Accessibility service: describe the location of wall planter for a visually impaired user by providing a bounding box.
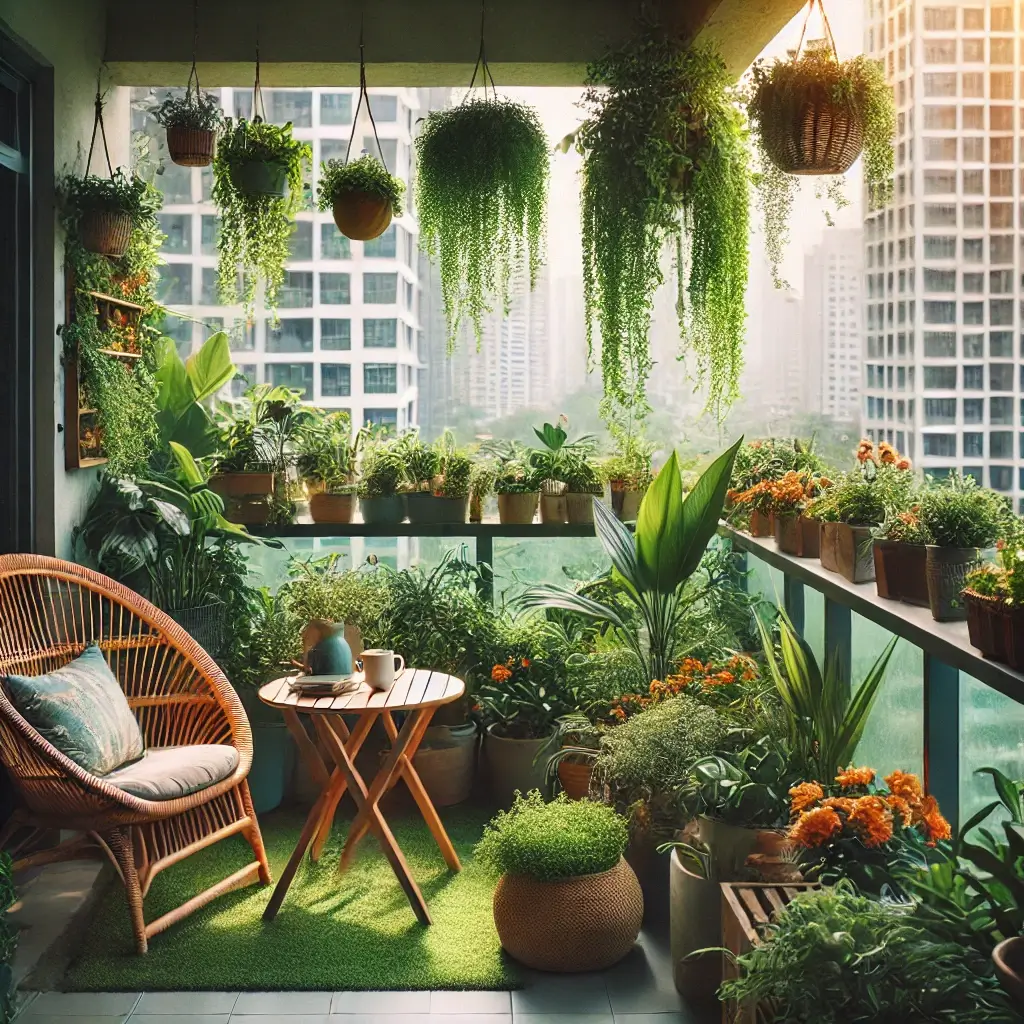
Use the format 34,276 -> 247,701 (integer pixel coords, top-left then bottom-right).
483,723 -> 554,808
820,522 -> 875,583
405,493 -> 467,525
557,756 -> 594,800
166,126 -> 217,167
230,159 -> 290,198
670,850 -> 722,1004
359,495 -> 406,525
308,492 -> 355,524
497,492 -> 539,525
80,211 -> 133,257
493,856 -> 642,971
873,540 -> 928,606
747,510 -> 773,538
610,485 -> 643,522
774,513 -> 820,558
926,545 -> 981,622
412,722 -> 478,808
566,492 -> 597,525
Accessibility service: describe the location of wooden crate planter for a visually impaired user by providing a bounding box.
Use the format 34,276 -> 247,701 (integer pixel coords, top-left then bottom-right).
721,882 -> 818,1024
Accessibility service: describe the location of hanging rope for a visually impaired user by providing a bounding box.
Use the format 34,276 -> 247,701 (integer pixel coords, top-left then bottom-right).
344,16 -> 389,172
795,0 -> 839,61
86,69 -> 114,178
186,0 -> 201,104
465,0 -> 498,101
250,28 -> 267,122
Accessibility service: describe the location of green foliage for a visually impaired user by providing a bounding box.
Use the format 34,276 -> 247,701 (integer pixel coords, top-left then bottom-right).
729,437 -> 828,493
577,32 -> 749,419
358,437 -> 405,498
237,588 -> 303,688
434,432 -> 473,499
152,91 -> 224,132
212,118 -> 310,316
214,383 -> 311,473
397,433 -> 441,491
0,851 -> 14,1023
281,555 -> 391,637
316,154 -> 404,216
475,791 -> 627,881
492,459 -> 540,495
416,99 -> 547,351
918,472 -> 1009,548
58,168 -> 163,220
807,461 -> 913,527
295,410 -> 358,493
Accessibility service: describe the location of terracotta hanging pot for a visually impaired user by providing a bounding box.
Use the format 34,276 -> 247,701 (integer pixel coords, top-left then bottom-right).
332,192 -> 392,241
79,210 -> 133,257
166,125 -> 217,167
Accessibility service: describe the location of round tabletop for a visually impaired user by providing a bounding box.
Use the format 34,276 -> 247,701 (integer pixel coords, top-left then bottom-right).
258,668 -> 465,715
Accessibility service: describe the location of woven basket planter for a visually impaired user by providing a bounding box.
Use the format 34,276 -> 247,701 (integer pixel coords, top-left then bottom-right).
333,192 -> 392,241
966,590 -> 1008,663
166,125 -> 217,167
566,492 -> 598,524
497,492 -> 539,525
873,540 -> 929,606
493,856 -> 643,971
760,82 -> 864,176
774,513 -> 820,558
79,210 -> 133,256
539,482 -> 567,524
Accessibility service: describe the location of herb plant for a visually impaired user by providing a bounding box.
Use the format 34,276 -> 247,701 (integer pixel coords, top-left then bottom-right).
295,410 -> 357,493
493,459 -> 540,495
316,155 -> 404,216
59,168 -> 163,221
416,99 -> 548,351
282,555 -> 391,638
918,472 -> 1008,549
152,91 -> 224,132
434,432 -> 473,499
357,438 -> 405,498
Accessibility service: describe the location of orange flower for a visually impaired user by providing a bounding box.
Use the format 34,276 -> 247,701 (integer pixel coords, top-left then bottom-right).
916,795 -> 951,845
885,770 -> 923,805
896,458 -> 912,471
789,806 -> 842,848
878,442 -> 897,465
836,766 -> 876,789
521,658 -> 531,668
848,795 -> 894,848
856,439 -> 874,464
885,794 -> 914,827
822,796 -> 857,816
611,706 -> 626,721
490,664 -> 512,683
789,781 -> 825,815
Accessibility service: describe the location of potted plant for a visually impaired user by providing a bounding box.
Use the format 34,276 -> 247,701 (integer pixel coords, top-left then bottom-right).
295,410 -> 359,524
918,472 -> 1006,622
416,97 -> 548,350
397,433 -> 441,524
772,471 -> 832,557
152,88 -> 223,167
357,437 -> 406,525
431,432 -> 473,524
469,460 -> 496,523
730,479 -> 777,538
562,452 -> 604,525
602,435 -> 655,522
317,154 -> 404,242
964,517 -> 1024,667
59,168 -> 161,257
493,459 -> 540,525
212,117 -> 309,317
546,713 -> 602,800
873,502 -> 931,607
748,46 -> 894,286
476,791 -> 642,972
530,419 -> 598,524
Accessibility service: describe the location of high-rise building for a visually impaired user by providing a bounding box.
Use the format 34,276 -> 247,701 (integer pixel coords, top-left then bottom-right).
803,228 -> 864,421
863,0 -> 1021,501
135,86 -> 435,433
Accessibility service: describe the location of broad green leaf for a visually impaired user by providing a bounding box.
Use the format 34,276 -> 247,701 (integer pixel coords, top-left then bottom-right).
185,331 -> 235,403
636,451 -> 684,593
169,402 -> 220,457
153,335 -> 192,428
168,442 -> 207,486
149,499 -> 191,536
593,496 -> 642,594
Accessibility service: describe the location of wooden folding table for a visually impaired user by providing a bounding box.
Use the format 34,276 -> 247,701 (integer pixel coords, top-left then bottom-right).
258,668 -> 465,926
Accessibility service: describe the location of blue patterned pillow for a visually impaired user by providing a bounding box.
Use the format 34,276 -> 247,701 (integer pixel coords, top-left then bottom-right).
4,644 -> 144,776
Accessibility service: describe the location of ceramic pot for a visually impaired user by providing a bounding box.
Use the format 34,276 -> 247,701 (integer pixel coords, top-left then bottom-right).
241,690 -> 296,814
695,816 -> 787,881
748,510 -> 773,538
412,722 -> 478,807
557,757 -> 594,800
821,522 -> 876,583
926,545 -> 981,622
610,486 -> 643,522
994,936 -> 1024,1007
405,493 -> 467,525
483,724 -> 554,808
166,125 -> 216,166
497,492 -> 539,525
493,857 -> 642,972
873,540 -> 929,606
774,513 -> 820,558
332,192 -> 392,241
359,495 -> 406,525
308,492 -> 355,524
304,621 -> 354,676
566,493 -> 597,524
230,159 -> 289,197
670,851 -> 722,1003
79,210 -> 132,256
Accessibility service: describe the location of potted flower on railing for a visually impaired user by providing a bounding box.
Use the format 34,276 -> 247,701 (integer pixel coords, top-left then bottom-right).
728,479 -> 775,538
294,410 -> 358,524
562,452 -> 604,525
872,501 -> 930,607
431,432 -> 473,525
964,519 -> 1024,667
531,418 -> 596,524
772,471 -> 832,557
602,432 -> 655,522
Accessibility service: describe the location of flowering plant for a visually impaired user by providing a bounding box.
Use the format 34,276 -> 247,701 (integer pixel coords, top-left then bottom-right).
874,505 -> 931,545
788,766 -> 951,894
965,516 -> 1024,605
805,440 -> 913,526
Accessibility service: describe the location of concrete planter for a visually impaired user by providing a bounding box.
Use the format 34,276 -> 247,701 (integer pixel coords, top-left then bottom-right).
670,850 -> 722,1003
483,724 -> 554,807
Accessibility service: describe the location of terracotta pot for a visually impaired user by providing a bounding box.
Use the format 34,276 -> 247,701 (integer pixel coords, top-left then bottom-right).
966,590 -> 1008,663
493,856 -> 642,972
670,851 -> 721,1003
308,492 -> 354,524
926,545 -> 981,622
412,722 -> 478,808
230,159 -> 290,197
483,724 -> 554,808
995,936 -> 1024,1007
166,125 -> 216,167
359,494 -> 406,525
566,492 -> 597,524
774,513 -> 820,558
748,510 -> 773,538
695,816 -> 787,881
610,486 -> 643,522
821,522 -> 876,583
79,210 -> 132,256
539,491 -> 567,524
497,492 -> 539,525
210,471 -> 275,498
332,192 -> 392,241
557,757 -> 594,800
873,540 -> 929,606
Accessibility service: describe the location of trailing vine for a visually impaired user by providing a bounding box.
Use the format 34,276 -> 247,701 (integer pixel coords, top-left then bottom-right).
416,98 -> 548,351
577,31 -> 750,420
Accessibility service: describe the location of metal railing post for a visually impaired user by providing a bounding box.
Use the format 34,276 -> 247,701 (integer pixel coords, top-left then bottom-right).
784,576 -> 805,635
825,597 -> 853,701
924,654 -> 961,834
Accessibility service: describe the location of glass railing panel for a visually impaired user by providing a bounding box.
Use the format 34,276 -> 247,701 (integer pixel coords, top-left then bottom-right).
803,588 -> 825,665
492,536 -> 605,605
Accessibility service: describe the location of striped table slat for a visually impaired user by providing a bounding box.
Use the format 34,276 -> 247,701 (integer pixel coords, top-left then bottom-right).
258,669 -> 465,714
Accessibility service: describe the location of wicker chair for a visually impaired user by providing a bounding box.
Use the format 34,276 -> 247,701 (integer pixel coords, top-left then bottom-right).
0,554 -> 271,953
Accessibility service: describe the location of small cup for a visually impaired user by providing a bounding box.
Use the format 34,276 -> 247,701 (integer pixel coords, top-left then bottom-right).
358,649 -> 405,691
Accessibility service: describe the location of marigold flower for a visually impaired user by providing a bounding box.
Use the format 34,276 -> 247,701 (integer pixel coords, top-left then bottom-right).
856,440 -> 874,464
822,796 -> 857,816
611,706 -> 626,721
885,794 -> 914,827
789,806 -> 842,848
490,664 -> 512,683
847,795 -> 894,848
896,458 -> 911,471
789,781 -> 825,815
917,795 -> 951,845
885,770 -> 923,805
836,766 -> 876,789
878,442 -> 897,465
521,658 -> 531,668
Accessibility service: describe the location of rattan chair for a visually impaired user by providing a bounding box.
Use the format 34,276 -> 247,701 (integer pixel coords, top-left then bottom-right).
0,554 -> 271,953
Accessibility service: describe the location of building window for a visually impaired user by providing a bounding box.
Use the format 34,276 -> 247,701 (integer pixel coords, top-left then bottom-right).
924,7 -> 957,29
963,106 -> 985,130
924,105 -> 956,129
924,204 -> 957,226
964,398 -> 984,423
924,170 -> 956,193
158,214 -> 191,254
963,365 -> 985,389
991,431 -> 1014,458
962,38 -> 985,61
991,364 -> 1014,390
200,215 -> 218,255
319,272 -> 351,305
991,171 -> 1014,197
266,90 -> 312,127
321,223 -> 351,260
991,299 -> 1014,326
963,466 -> 984,485
924,73 -> 957,97
991,268 -> 1014,292
157,163 -> 192,204
924,39 -> 956,63
924,331 -> 956,357
925,366 -> 958,389
156,263 -> 192,305
924,300 -> 956,324
991,236 -> 1014,263
963,272 -> 984,293
320,92 -> 352,125
924,434 -> 957,457
364,363 -> 398,394
962,72 -> 985,98
278,271 -> 313,308
924,236 -> 956,258
963,301 -> 984,325
964,333 -> 984,357
321,318 -> 351,351
373,95 -> 399,122
288,221 -> 313,261
990,138 -> 1014,164
363,318 -> 397,348
924,137 -> 957,161
963,432 -> 984,457
363,138 -> 398,169
991,466 -> 1013,492
199,267 -> 220,306
230,364 -> 257,397
963,204 -> 984,228
924,398 -> 956,424
963,170 -> 985,194
992,397 -> 1014,424
160,314 -> 193,355
363,272 -> 398,304
962,137 -> 984,162
320,363 -> 351,397
923,269 -> 956,292
266,318 -> 314,353
991,331 -> 1014,357
963,238 -> 984,262
991,73 -> 1014,101
992,106 -> 1014,130
267,362 -> 313,398
321,139 -> 347,164
363,407 -> 398,429
991,5 -> 1013,30
364,225 -> 397,258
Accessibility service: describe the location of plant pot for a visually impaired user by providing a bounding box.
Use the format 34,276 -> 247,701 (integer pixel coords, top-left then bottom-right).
483,724 -> 554,808
873,540 -> 929,606
566,493 -> 597,525
241,690 -> 296,814
821,522 -> 876,583
557,757 -> 594,800
229,159 -> 290,197
166,125 -> 217,167
774,513 -> 820,558
670,850 -> 722,1003
994,936 -> 1024,1007
497,492 -> 539,525
539,486 -> 567,524
332,192 -> 392,241
493,856 -> 642,972
610,485 -> 643,522
926,545 -> 981,622
412,722 -> 478,808
694,816 -> 786,881
966,590 -> 1008,663
748,510 -> 773,538
79,210 -> 133,257
358,494 -> 406,525
405,492 -> 467,525
625,828 -> 671,927
759,82 -> 865,176
167,603 -> 224,659
210,471 -> 275,498
308,492 -> 355,524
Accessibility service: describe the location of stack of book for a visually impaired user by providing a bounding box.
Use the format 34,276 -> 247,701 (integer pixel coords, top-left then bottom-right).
287,674 -> 360,697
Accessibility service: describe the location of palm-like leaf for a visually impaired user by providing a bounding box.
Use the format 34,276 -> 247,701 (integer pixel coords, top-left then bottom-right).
593,495 -> 641,595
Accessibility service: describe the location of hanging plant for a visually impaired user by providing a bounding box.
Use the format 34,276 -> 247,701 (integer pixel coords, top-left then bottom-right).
416,96 -> 548,351
747,2 -> 894,286
153,91 -> 223,167
317,154 -> 404,242
59,168 -> 161,257
577,30 -> 750,421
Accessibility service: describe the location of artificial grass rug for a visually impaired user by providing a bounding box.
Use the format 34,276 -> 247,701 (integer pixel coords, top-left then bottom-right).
61,804 -> 517,991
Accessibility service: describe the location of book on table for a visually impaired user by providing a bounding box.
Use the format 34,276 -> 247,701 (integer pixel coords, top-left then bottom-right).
287,674 -> 359,697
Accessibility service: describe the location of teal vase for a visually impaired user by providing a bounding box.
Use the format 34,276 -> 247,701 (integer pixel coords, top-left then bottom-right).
307,622 -> 354,676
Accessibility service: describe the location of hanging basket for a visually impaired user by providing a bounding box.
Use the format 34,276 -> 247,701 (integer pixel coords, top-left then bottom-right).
759,82 -> 864,176
230,159 -> 290,198
332,192 -> 392,241
167,125 -> 217,167
79,210 -> 133,257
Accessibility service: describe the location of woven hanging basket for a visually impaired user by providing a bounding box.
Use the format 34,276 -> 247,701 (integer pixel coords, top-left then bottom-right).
166,125 -> 217,167
79,210 -> 133,256
759,81 -> 864,176
332,191 -> 392,241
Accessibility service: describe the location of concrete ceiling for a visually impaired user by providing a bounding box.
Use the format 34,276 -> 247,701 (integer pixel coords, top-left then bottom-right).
104,0 -> 808,86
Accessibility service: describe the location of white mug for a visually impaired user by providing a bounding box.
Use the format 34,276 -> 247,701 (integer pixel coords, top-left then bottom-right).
358,649 -> 405,691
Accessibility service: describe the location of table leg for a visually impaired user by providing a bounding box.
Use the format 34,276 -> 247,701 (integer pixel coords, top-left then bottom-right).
282,708 -> 329,789
315,714 -> 432,927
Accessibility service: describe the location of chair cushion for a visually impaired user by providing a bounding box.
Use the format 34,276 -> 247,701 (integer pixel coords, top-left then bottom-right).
4,644 -> 144,776
102,744 -> 239,801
